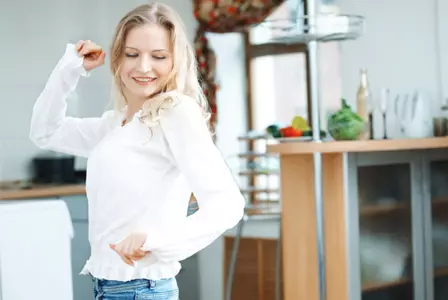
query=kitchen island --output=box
[268,136,448,300]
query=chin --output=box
[124,82,163,102]
[131,87,157,100]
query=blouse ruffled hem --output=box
[80,259,181,281]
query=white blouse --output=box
[29,44,245,281]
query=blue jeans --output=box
[92,277,179,299]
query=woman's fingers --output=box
[129,249,150,261]
[76,40,102,58]
[75,40,84,52]
[109,244,150,265]
[98,51,106,64]
[109,233,150,265]
[79,42,102,58]
[120,253,134,266]
[75,40,106,71]
[110,244,134,266]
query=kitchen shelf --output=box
[238,152,278,158]
[238,170,280,176]
[237,134,270,141]
[245,202,281,216]
[240,187,279,194]
[362,266,448,292]
[360,197,448,217]
[254,197,281,203]
[254,14,365,44]
[237,133,280,205]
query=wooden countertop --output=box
[0,181,86,200]
[267,136,448,154]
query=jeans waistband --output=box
[92,277,156,294]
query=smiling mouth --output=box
[133,77,157,85]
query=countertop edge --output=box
[0,184,86,200]
[267,136,448,154]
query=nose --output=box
[136,54,152,73]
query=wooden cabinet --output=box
[224,237,282,300]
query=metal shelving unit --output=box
[256,14,364,44]
[237,134,280,205]
[254,2,366,299]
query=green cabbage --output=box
[328,99,365,141]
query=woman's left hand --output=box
[110,232,150,266]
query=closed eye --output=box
[125,53,138,58]
[154,56,166,60]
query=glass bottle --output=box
[357,68,373,139]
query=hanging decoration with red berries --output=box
[193,0,285,132]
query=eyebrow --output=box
[125,46,169,52]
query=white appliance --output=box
[397,91,433,138]
[0,200,74,300]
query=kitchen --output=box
[1,0,448,300]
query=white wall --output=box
[337,0,443,114]
[0,0,197,180]
[0,0,77,180]
[436,0,448,103]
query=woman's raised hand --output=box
[76,40,106,71]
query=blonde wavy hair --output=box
[109,2,210,128]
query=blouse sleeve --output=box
[140,96,245,262]
[29,43,116,157]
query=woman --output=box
[29,2,245,299]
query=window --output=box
[251,53,308,131]
[247,1,308,132]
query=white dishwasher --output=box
[0,199,74,300]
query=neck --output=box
[122,89,167,119]
[121,100,143,127]
[126,102,143,118]
[122,89,147,119]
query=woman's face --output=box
[120,24,173,102]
